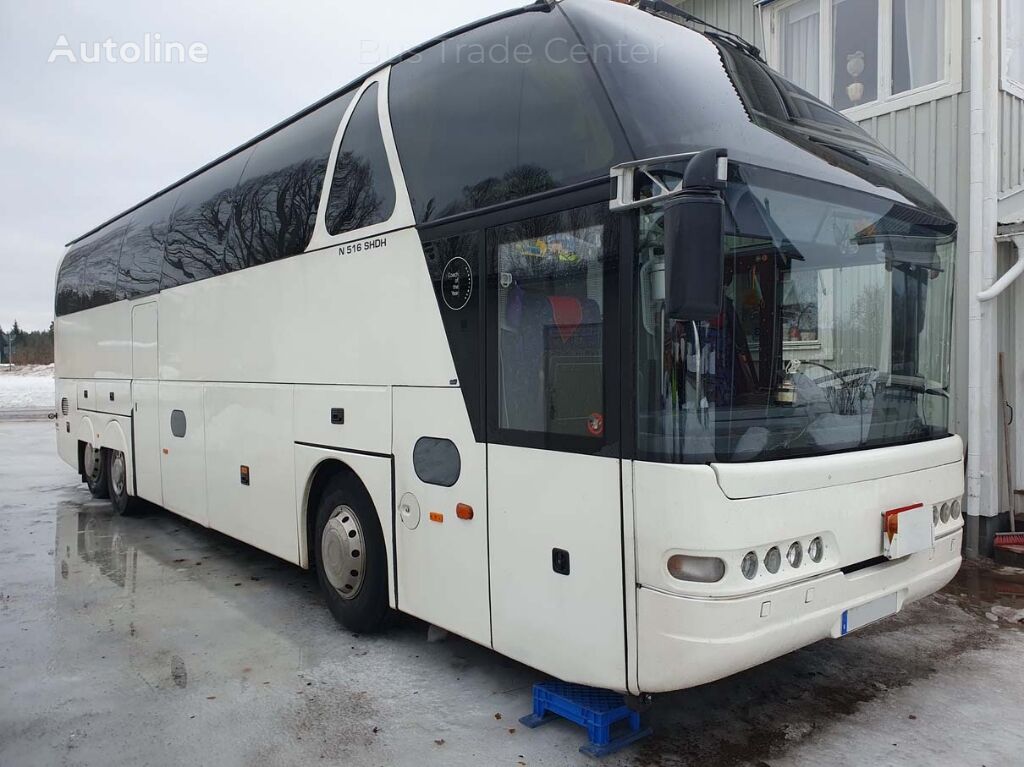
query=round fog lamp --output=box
[786,541,803,568]
[764,546,781,574]
[741,551,758,580]
[940,502,951,523]
[667,554,726,583]
[951,499,962,519]
[808,536,824,563]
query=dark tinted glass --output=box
[225,94,352,270]
[561,0,951,219]
[325,83,395,235]
[117,192,179,300]
[413,437,461,486]
[389,8,628,223]
[55,247,88,316]
[162,148,252,289]
[86,225,127,308]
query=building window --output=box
[1005,0,1024,96]
[767,0,960,118]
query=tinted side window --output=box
[162,148,252,289]
[81,224,128,309]
[55,247,88,316]
[117,193,179,301]
[325,83,396,235]
[225,93,352,271]
[390,9,627,223]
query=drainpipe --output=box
[965,0,1000,558]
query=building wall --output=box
[1001,90,1024,196]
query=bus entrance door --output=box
[393,386,491,647]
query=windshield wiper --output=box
[635,0,764,62]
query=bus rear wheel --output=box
[83,443,109,499]
[107,449,137,516]
[314,475,390,634]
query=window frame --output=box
[1003,0,1024,100]
[764,0,962,121]
[309,67,413,251]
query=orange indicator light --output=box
[456,503,474,520]
[429,511,444,523]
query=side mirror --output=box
[664,148,726,321]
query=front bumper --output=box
[636,529,962,693]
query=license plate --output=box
[841,592,899,635]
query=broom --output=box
[994,352,1024,545]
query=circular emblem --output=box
[587,412,605,437]
[441,256,473,311]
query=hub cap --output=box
[83,444,101,482]
[321,505,365,600]
[111,452,126,497]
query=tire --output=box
[106,449,138,516]
[83,442,109,499]
[314,474,390,633]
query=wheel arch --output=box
[301,458,370,571]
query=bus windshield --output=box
[635,164,956,463]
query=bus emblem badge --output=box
[441,256,473,311]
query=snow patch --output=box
[0,364,55,409]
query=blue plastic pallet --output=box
[519,681,653,758]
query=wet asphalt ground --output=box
[2,419,1023,767]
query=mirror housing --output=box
[664,148,727,321]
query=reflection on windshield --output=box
[636,164,956,463]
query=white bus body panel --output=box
[55,300,132,380]
[159,381,207,526]
[293,385,391,455]
[131,302,159,380]
[205,383,298,563]
[394,386,490,647]
[133,380,162,504]
[156,228,453,387]
[488,445,625,691]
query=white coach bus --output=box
[54,0,964,695]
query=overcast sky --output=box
[0,0,523,331]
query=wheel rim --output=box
[83,444,101,482]
[110,452,126,497]
[321,505,365,600]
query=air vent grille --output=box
[61,397,69,416]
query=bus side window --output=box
[491,203,612,443]
[161,148,252,290]
[116,193,179,302]
[55,246,89,316]
[224,92,353,271]
[324,82,396,236]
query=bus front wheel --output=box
[314,475,390,634]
